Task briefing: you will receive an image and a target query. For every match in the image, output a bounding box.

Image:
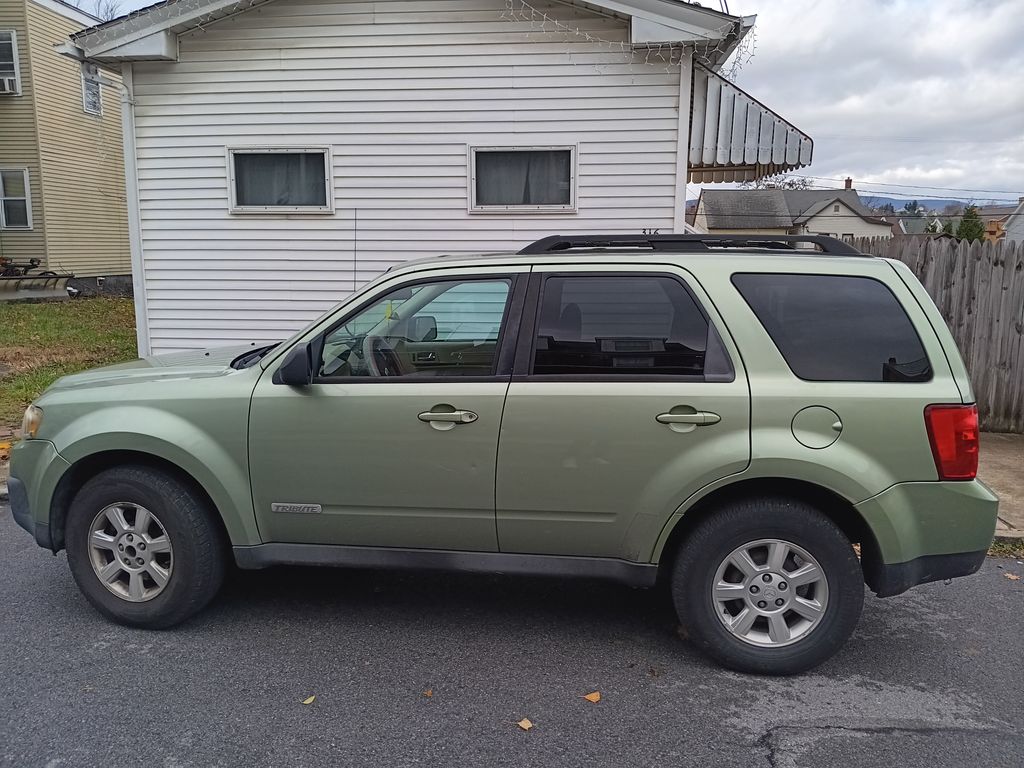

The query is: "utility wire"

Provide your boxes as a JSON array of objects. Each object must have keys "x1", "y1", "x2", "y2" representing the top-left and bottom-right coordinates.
[{"x1": 791, "y1": 175, "x2": 1022, "y2": 196}]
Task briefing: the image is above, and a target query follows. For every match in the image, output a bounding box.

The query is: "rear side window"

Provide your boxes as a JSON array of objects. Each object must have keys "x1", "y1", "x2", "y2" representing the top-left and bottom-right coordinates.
[
  {"x1": 531, "y1": 275, "x2": 733, "y2": 379},
  {"x1": 732, "y1": 273, "x2": 931, "y2": 382}
]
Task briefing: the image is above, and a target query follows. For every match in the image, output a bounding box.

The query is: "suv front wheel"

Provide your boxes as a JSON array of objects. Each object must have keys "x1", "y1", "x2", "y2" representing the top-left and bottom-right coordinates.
[
  {"x1": 672, "y1": 498, "x2": 863, "y2": 675},
  {"x1": 66, "y1": 465, "x2": 226, "y2": 628}
]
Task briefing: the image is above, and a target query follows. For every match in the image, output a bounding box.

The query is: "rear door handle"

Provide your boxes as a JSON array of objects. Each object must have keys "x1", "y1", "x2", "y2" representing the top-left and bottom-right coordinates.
[
  {"x1": 418, "y1": 409, "x2": 478, "y2": 424},
  {"x1": 656, "y1": 411, "x2": 721, "y2": 426}
]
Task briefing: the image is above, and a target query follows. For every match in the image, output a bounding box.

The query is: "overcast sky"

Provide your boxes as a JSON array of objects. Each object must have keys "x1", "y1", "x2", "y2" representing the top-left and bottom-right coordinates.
[
  {"x1": 110, "y1": 0, "x2": 1024, "y2": 206},
  {"x1": 707, "y1": 0, "x2": 1024, "y2": 205}
]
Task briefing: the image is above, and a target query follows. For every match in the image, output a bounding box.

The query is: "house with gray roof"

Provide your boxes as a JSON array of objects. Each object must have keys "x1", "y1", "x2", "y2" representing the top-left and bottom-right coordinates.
[{"x1": 694, "y1": 187, "x2": 893, "y2": 241}]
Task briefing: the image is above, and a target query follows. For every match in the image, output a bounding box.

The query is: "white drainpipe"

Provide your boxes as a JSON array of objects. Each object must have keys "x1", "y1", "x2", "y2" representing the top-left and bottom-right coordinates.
[{"x1": 119, "y1": 63, "x2": 151, "y2": 357}]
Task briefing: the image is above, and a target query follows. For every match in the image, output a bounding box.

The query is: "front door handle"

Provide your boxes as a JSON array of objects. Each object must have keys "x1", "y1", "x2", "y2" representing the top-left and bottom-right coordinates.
[
  {"x1": 418, "y1": 408, "x2": 478, "y2": 426},
  {"x1": 418, "y1": 406, "x2": 478, "y2": 432},
  {"x1": 656, "y1": 410, "x2": 721, "y2": 426}
]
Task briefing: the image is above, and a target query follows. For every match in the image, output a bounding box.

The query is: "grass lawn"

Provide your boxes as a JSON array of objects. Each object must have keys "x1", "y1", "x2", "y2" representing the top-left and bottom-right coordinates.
[{"x1": 0, "y1": 298, "x2": 138, "y2": 432}]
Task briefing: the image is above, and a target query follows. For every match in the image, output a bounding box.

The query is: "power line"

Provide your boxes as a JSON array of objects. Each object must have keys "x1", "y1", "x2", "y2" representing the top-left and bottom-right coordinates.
[
  {"x1": 813, "y1": 135, "x2": 1024, "y2": 145},
  {"x1": 792, "y1": 175, "x2": 1022, "y2": 196}
]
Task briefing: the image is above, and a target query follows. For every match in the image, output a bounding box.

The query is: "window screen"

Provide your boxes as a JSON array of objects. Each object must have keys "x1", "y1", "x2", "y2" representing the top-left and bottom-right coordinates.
[
  {"x1": 473, "y1": 149, "x2": 572, "y2": 208},
  {"x1": 0, "y1": 31, "x2": 17, "y2": 80},
  {"x1": 732, "y1": 273, "x2": 931, "y2": 382},
  {"x1": 82, "y1": 76, "x2": 101, "y2": 115},
  {"x1": 231, "y1": 151, "x2": 329, "y2": 209},
  {"x1": 532, "y1": 275, "x2": 731, "y2": 378},
  {"x1": 0, "y1": 169, "x2": 29, "y2": 228}
]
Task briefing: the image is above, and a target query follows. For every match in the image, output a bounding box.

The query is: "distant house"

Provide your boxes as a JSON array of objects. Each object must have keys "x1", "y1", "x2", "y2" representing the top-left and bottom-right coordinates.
[
  {"x1": 1004, "y1": 198, "x2": 1024, "y2": 243},
  {"x1": 0, "y1": 0, "x2": 130, "y2": 283},
  {"x1": 61, "y1": 0, "x2": 815, "y2": 355},
  {"x1": 977, "y1": 203, "x2": 1019, "y2": 243},
  {"x1": 694, "y1": 186, "x2": 893, "y2": 241}
]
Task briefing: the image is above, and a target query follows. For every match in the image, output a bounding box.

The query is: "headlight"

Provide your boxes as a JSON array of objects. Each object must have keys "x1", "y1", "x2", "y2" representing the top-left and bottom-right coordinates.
[{"x1": 22, "y1": 404, "x2": 43, "y2": 439}]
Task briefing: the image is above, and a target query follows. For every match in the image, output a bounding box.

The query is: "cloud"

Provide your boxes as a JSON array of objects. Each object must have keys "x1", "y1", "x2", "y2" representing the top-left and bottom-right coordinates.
[{"x1": 721, "y1": 0, "x2": 1024, "y2": 203}]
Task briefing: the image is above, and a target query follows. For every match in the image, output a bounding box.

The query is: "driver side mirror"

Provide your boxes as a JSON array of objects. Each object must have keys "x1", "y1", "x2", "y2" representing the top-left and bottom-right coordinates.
[
  {"x1": 272, "y1": 342, "x2": 313, "y2": 386},
  {"x1": 409, "y1": 315, "x2": 438, "y2": 342}
]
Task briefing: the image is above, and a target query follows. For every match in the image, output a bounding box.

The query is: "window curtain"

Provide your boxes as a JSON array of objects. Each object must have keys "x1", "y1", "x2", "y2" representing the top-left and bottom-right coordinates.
[
  {"x1": 234, "y1": 152, "x2": 327, "y2": 206},
  {"x1": 475, "y1": 150, "x2": 571, "y2": 206}
]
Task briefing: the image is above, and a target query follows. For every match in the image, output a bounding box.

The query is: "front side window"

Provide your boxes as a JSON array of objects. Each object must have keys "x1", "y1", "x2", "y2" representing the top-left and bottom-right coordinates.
[
  {"x1": 732, "y1": 273, "x2": 931, "y2": 382},
  {"x1": 531, "y1": 275, "x2": 733, "y2": 379},
  {"x1": 0, "y1": 169, "x2": 30, "y2": 228},
  {"x1": 0, "y1": 30, "x2": 21, "y2": 95},
  {"x1": 470, "y1": 147, "x2": 575, "y2": 212},
  {"x1": 319, "y1": 278, "x2": 512, "y2": 378},
  {"x1": 228, "y1": 148, "x2": 331, "y2": 213}
]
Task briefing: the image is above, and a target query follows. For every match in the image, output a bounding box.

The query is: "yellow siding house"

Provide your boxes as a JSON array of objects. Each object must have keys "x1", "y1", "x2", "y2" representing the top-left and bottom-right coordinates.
[{"x1": 0, "y1": 0, "x2": 128, "y2": 279}]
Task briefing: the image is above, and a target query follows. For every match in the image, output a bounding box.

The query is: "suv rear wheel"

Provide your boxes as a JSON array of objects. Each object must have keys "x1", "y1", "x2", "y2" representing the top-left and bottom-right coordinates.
[
  {"x1": 66, "y1": 465, "x2": 226, "y2": 628},
  {"x1": 672, "y1": 498, "x2": 863, "y2": 675}
]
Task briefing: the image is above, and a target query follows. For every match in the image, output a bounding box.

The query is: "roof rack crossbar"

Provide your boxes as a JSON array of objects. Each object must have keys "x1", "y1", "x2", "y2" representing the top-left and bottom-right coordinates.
[{"x1": 518, "y1": 234, "x2": 865, "y2": 256}]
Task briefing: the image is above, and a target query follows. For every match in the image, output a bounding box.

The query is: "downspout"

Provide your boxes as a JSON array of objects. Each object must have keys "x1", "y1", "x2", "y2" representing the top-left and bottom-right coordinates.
[
  {"x1": 120, "y1": 63, "x2": 151, "y2": 357},
  {"x1": 673, "y1": 49, "x2": 694, "y2": 234}
]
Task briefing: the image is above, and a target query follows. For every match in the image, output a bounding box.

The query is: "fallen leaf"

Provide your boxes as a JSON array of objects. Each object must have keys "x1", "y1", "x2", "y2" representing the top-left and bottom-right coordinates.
[
  {"x1": 583, "y1": 691, "x2": 601, "y2": 703},
  {"x1": 302, "y1": 695, "x2": 316, "y2": 705},
  {"x1": 423, "y1": 689, "x2": 433, "y2": 698},
  {"x1": 1004, "y1": 573, "x2": 1021, "y2": 581},
  {"x1": 517, "y1": 718, "x2": 534, "y2": 731}
]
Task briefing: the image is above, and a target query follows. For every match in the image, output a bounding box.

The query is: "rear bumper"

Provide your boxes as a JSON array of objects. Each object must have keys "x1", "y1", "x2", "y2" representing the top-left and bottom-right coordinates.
[
  {"x1": 865, "y1": 548, "x2": 987, "y2": 598},
  {"x1": 856, "y1": 479, "x2": 998, "y2": 597}
]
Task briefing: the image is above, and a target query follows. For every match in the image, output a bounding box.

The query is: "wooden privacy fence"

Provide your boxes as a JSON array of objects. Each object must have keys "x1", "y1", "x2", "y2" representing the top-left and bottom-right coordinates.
[{"x1": 851, "y1": 236, "x2": 1024, "y2": 433}]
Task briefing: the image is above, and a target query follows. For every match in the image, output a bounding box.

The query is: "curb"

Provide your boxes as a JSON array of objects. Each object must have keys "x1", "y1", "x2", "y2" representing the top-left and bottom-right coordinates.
[{"x1": 994, "y1": 531, "x2": 1024, "y2": 542}]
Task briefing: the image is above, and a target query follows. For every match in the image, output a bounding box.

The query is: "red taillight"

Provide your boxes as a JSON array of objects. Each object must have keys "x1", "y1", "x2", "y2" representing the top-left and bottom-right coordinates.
[{"x1": 924, "y1": 404, "x2": 979, "y2": 480}]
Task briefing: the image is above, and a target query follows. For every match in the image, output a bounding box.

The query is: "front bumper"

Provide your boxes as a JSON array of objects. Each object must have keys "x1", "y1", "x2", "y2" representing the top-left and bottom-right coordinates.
[
  {"x1": 856, "y1": 479, "x2": 998, "y2": 597},
  {"x1": 7, "y1": 439, "x2": 68, "y2": 550}
]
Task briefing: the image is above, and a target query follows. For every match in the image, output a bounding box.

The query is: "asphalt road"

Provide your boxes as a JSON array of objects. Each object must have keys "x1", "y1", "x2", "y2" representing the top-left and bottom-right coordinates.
[{"x1": 2, "y1": 506, "x2": 1022, "y2": 768}]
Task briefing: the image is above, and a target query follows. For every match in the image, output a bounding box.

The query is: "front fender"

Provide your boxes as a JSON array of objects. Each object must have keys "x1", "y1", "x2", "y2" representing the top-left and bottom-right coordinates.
[{"x1": 49, "y1": 405, "x2": 260, "y2": 546}]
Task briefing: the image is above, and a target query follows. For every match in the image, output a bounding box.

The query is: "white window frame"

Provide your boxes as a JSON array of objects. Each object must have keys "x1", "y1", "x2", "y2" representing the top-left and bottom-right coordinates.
[
  {"x1": 81, "y1": 72, "x2": 102, "y2": 115},
  {"x1": 468, "y1": 145, "x2": 577, "y2": 214},
  {"x1": 0, "y1": 30, "x2": 23, "y2": 96},
  {"x1": 226, "y1": 147, "x2": 334, "y2": 214},
  {"x1": 0, "y1": 167, "x2": 32, "y2": 229}
]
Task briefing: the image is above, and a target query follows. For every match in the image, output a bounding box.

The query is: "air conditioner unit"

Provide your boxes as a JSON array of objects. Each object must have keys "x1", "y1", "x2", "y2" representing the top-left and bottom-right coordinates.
[{"x1": 0, "y1": 76, "x2": 18, "y2": 94}]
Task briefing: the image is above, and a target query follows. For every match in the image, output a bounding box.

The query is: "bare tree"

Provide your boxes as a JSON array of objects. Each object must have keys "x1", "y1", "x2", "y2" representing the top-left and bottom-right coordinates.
[
  {"x1": 739, "y1": 175, "x2": 813, "y2": 191},
  {"x1": 93, "y1": 0, "x2": 122, "y2": 20},
  {"x1": 72, "y1": 0, "x2": 122, "y2": 21}
]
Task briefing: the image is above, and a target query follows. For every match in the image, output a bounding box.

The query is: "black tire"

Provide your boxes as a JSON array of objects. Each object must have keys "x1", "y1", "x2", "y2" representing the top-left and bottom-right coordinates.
[
  {"x1": 65, "y1": 465, "x2": 226, "y2": 628},
  {"x1": 671, "y1": 497, "x2": 863, "y2": 675}
]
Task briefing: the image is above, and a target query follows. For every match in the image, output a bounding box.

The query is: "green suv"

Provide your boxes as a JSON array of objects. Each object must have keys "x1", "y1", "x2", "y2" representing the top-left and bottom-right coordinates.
[{"x1": 8, "y1": 234, "x2": 998, "y2": 675}]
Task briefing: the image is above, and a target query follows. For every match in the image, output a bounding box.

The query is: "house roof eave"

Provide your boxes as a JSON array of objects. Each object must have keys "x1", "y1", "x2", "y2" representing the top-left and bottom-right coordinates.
[{"x1": 71, "y1": 0, "x2": 747, "y2": 61}]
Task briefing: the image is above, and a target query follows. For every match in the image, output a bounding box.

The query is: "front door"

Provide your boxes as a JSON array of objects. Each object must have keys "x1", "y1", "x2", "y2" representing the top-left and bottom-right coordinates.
[
  {"x1": 496, "y1": 265, "x2": 750, "y2": 561},
  {"x1": 249, "y1": 270, "x2": 526, "y2": 551}
]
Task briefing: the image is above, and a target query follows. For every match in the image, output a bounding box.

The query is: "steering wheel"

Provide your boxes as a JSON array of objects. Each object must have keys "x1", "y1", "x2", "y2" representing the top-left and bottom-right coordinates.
[{"x1": 363, "y1": 335, "x2": 405, "y2": 377}]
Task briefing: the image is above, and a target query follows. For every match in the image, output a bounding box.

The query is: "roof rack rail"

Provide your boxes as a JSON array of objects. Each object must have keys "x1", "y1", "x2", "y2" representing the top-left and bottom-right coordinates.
[{"x1": 518, "y1": 234, "x2": 865, "y2": 256}]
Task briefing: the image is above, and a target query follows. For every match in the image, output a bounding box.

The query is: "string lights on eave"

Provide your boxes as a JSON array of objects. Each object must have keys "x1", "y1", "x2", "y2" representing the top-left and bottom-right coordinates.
[
  {"x1": 500, "y1": 0, "x2": 757, "y2": 78},
  {"x1": 75, "y1": 0, "x2": 757, "y2": 79}
]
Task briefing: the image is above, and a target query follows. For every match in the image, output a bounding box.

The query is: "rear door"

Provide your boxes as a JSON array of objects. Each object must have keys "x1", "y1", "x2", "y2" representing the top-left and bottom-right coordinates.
[{"x1": 495, "y1": 264, "x2": 750, "y2": 561}]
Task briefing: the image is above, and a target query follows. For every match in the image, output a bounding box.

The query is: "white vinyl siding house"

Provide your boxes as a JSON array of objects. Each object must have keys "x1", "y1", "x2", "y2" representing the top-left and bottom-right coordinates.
[
  {"x1": 803, "y1": 200, "x2": 893, "y2": 240},
  {"x1": 67, "y1": 0, "x2": 811, "y2": 355}
]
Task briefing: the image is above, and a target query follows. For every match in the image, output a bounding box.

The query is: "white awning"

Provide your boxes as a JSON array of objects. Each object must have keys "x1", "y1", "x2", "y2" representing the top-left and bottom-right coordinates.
[{"x1": 689, "y1": 64, "x2": 813, "y2": 183}]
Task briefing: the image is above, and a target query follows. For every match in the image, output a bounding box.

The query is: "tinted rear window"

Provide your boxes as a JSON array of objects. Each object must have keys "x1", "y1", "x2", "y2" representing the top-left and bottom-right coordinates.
[
  {"x1": 732, "y1": 273, "x2": 931, "y2": 382},
  {"x1": 532, "y1": 275, "x2": 733, "y2": 379}
]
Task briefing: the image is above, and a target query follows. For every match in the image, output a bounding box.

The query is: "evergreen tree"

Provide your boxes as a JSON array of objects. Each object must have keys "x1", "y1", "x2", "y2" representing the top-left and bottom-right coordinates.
[{"x1": 955, "y1": 206, "x2": 985, "y2": 242}]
